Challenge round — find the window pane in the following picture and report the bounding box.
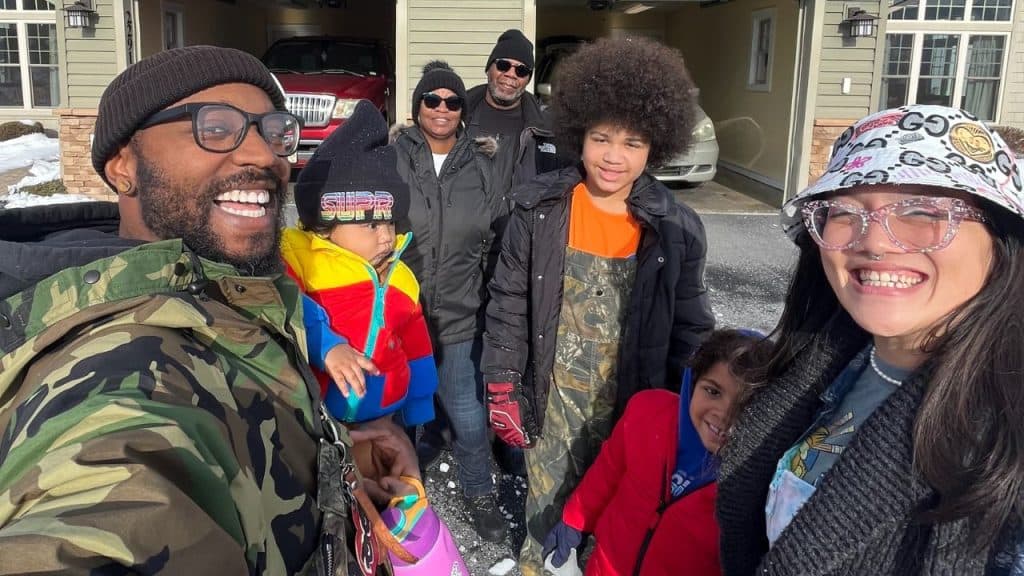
[882,78,910,109]
[970,0,1011,21]
[884,33,914,76]
[916,78,954,106]
[924,0,966,19]
[0,0,16,10]
[962,36,1005,121]
[27,23,56,66]
[23,0,56,9]
[917,35,958,107]
[0,22,18,65]
[919,34,959,77]
[0,65,22,106]
[29,65,57,106]
[888,0,919,19]
[881,34,913,109]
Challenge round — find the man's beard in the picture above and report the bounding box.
[134,155,284,276]
[488,81,525,108]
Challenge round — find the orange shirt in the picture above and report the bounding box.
[568,183,641,258]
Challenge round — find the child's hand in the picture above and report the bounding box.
[324,343,379,398]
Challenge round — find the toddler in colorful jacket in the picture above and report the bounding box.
[282,100,437,426]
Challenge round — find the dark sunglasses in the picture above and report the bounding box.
[421,93,464,112]
[494,58,532,78]
[139,102,301,157]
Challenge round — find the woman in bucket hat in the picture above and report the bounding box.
[716,104,1023,576]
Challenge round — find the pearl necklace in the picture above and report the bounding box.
[869,347,903,387]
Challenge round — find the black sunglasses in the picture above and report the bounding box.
[139,102,301,157]
[494,58,532,78]
[421,93,464,112]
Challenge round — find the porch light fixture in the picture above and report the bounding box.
[63,0,96,29]
[623,3,654,14]
[843,8,879,38]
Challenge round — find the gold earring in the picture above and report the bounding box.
[120,181,133,194]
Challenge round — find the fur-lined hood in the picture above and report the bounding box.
[388,122,498,158]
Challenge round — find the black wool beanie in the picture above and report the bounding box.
[294,99,409,230]
[411,61,467,125]
[487,29,534,70]
[91,45,287,188]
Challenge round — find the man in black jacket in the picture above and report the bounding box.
[465,29,563,195]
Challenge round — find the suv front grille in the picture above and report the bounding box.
[285,93,336,128]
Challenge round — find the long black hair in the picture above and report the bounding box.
[767,203,1024,548]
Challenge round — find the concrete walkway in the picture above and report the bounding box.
[670,180,777,215]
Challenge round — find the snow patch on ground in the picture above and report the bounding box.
[3,191,97,209]
[8,157,61,193]
[488,558,517,575]
[0,133,59,173]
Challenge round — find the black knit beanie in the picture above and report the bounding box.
[487,29,534,70]
[294,100,409,230]
[91,45,287,188]
[411,61,467,125]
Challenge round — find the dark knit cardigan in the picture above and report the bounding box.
[716,313,1017,576]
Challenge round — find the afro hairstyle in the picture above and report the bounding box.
[549,36,699,167]
[992,125,1024,158]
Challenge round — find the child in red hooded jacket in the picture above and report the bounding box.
[542,329,771,576]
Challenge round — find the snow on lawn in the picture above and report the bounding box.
[9,157,61,193]
[0,133,59,172]
[3,191,97,208]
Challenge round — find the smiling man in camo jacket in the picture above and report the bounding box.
[0,46,415,575]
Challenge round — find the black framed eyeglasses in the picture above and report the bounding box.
[421,93,464,112]
[494,58,532,78]
[139,103,302,157]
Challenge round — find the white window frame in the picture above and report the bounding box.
[161,2,184,51]
[0,0,57,111]
[881,29,1012,121]
[888,0,1016,21]
[747,8,775,92]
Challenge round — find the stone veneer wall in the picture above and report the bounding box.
[809,119,857,183]
[57,108,115,199]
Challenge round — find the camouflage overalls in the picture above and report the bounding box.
[519,245,636,576]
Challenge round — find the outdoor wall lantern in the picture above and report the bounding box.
[844,8,879,38]
[63,0,96,29]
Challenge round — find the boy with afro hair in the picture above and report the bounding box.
[481,36,715,574]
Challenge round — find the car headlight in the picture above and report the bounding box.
[692,116,716,142]
[332,99,360,119]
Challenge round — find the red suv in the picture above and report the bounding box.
[263,36,393,167]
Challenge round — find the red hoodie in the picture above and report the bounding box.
[562,389,721,576]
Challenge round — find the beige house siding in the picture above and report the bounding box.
[400,0,525,122]
[814,1,885,120]
[1000,2,1024,125]
[668,1,800,189]
[58,0,117,109]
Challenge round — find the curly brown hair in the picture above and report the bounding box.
[550,36,699,167]
[992,125,1024,157]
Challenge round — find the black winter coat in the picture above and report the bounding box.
[392,125,505,345]
[481,166,715,435]
[465,86,566,195]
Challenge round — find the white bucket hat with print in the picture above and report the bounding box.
[782,104,1024,240]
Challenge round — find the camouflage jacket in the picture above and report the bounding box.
[0,233,345,574]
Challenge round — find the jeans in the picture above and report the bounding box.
[423,338,494,498]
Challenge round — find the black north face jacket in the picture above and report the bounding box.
[481,165,715,435]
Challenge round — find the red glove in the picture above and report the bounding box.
[486,381,535,448]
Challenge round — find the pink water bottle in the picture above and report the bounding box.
[380,476,470,575]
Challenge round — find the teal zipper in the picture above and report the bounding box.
[343,232,413,421]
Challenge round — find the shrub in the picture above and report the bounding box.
[20,180,66,196]
[0,121,44,142]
